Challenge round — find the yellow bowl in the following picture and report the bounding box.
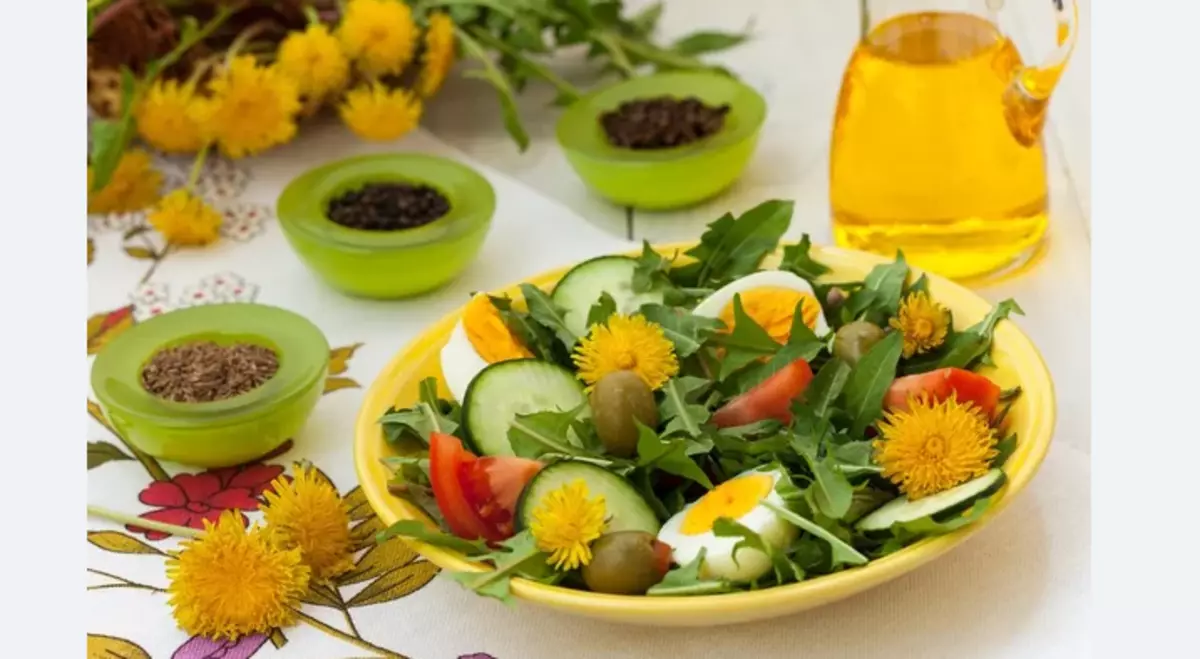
[353,244,1055,627]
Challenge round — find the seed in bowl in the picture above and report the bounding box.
[141,341,279,403]
[326,182,451,231]
[599,96,731,149]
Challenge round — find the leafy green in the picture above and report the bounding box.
[376,520,490,556]
[844,253,909,325]
[715,294,782,380]
[896,493,999,536]
[508,406,588,459]
[456,27,531,150]
[841,332,904,436]
[831,441,881,477]
[805,359,852,419]
[632,241,675,294]
[804,453,853,519]
[519,283,577,347]
[674,200,794,288]
[760,500,868,567]
[586,292,618,328]
[844,486,895,524]
[671,30,751,56]
[711,517,804,584]
[992,434,1018,468]
[638,304,723,358]
[646,548,733,596]
[488,294,558,361]
[449,530,549,603]
[659,376,711,437]
[934,299,1024,370]
[735,300,826,392]
[779,235,830,281]
[635,421,713,489]
[378,377,460,444]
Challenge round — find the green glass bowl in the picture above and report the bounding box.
[556,71,767,210]
[277,153,496,299]
[90,303,330,468]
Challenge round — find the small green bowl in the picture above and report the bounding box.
[556,71,767,210]
[90,303,330,468]
[277,153,496,299]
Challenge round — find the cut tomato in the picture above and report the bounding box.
[428,432,542,543]
[713,358,814,428]
[884,368,1001,419]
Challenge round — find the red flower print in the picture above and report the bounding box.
[127,463,286,540]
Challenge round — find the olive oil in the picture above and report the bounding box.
[830,12,1049,280]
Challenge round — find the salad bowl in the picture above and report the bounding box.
[353,241,1055,627]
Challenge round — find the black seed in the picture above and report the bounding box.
[326,182,451,231]
[599,96,731,150]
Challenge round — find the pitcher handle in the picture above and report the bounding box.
[1015,0,1080,100]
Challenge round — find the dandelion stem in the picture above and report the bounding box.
[225,19,275,65]
[87,504,203,539]
[187,143,211,190]
[292,608,409,658]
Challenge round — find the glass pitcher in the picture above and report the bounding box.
[829,0,1078,280]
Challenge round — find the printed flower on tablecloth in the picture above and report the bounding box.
[220,203,271,242]
[171,632,268,659]
[127,273,260,321]
[127,463,287,540]
[194,157,250,201]
[89,210,146,234]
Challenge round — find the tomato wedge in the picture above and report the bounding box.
[428,432,542,543]
[713,358,814,428]
[884,368,1001,419]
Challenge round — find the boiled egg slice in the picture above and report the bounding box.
[440,293,533,402]
[656,468,798,583]
[691,270,829,341]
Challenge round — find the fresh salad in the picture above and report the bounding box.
[376,200,1023,601]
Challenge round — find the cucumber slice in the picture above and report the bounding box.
[552,256,666,337]
[462,359,586,456]
[855,469,1006,533]
[517,461,660,535]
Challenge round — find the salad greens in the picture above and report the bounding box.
[375,199,1025,604]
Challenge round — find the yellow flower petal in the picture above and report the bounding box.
[874,394,997,499]
[417,12,455,98]
[135,79,207,154]
[530,480,607,571]
[196,56,301,159]
[147,189,223,247]
[338,82,423,141]
[573,314,679,391]
[166,511,310,641]
[337,0,420,77]
[277,24,350,99]
[87,149,162,214]
[889,291,950,359]
[260,466,355,583]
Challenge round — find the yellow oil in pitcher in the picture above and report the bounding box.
[830,11,1061,280]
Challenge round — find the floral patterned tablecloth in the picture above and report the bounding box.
[88,123,1091,659]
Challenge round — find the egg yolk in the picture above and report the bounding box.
[462,294,533,363]
[718,287,821,344]
[680,473,774,535]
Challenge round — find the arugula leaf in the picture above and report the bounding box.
[586,292,618,329]
[896,493,999,536]
[383,454,431,487]
[845,253,909,325]
[779,234,830,281]
[831,441,881,476]
[715,294,782,380]
[632,241,675,294]
[760,500,868,567]
[635,421,713,489]
[637,303,723,358]
[671,30,751,56]
[841,331,904,437]
[906,273,930,295]
[712,517,804,585]
[992,433,1018,468]
[935,299,1024,370]
[378,377,460,444]
[519,283,577,347]
[376,520,490,556]
[805,359,852,419]
[383,463,444,528]
[508,406,587,459]
[646,548,733,596]
[844,486,895,524]
[456,27,530,151]
[804,453,854,519]
[450,530,548,603]
[675,200,794,288]
[658,376,711,437]
[488,294,558,360]
[735,299,826,392]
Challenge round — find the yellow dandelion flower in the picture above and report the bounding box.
[166,511,310,641]
[530,479,607,571]
[260,467,355,583]
[889,291,950,358]
[338,82,423,141]
[87,149,162,214]
[417,12,455,98]
[573,314,679,391]
[147,189,223,246]
[135,79,206,154]
[337,0,420,77]
[277,24,350,99]
[196,56,301,159]
[874,394,997,499]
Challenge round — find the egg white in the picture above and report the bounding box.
[656,469,799,583]
[691,270,830,337]
[439,319,489,402]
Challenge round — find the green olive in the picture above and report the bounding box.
[589,370,658,458]
[582,531,670,595]
[833,321,886,366]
